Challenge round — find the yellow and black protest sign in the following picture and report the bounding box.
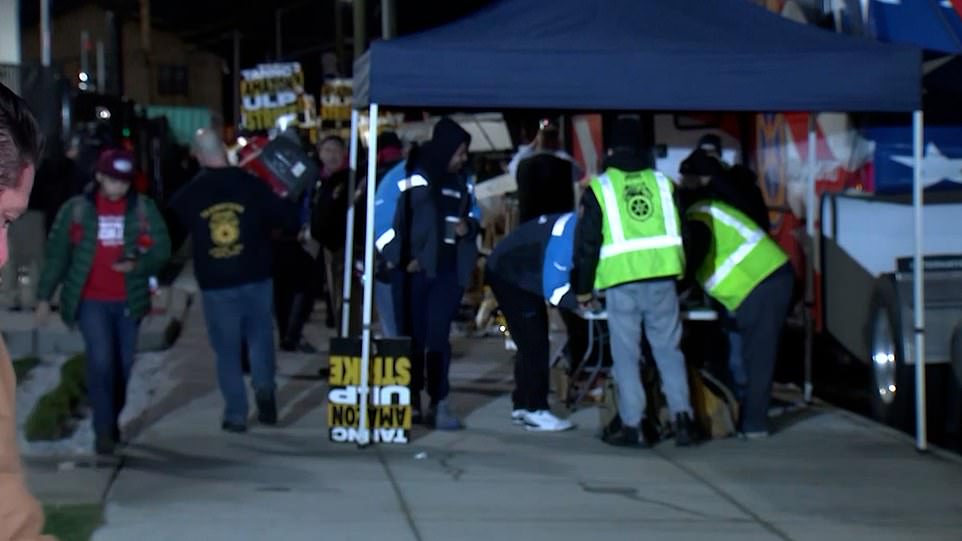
[240,63,306,132]
[328,338,412,444]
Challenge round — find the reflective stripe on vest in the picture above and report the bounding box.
[693,204,764,290]
[590,169,685,289]
[596,171,681,259]
[687,200,788,311]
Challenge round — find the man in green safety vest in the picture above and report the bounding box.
[680,152,794,439]
[573,116,696,448]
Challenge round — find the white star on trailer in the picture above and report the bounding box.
[890,143,962,187]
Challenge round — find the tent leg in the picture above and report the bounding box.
[341,110,361,338]
[804,113,817,404]
[913,110,927,452]
[358,104,380,448]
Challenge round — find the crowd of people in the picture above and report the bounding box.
[4,80,795,491]
[476,117,792,447]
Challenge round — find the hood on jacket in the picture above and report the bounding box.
[406,117,471,182]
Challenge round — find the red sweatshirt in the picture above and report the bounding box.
[82,193,128,301]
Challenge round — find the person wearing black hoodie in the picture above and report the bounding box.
[386,118,478,430]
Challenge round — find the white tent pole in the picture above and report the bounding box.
[804,113,817,404]
[358,103,380,447]
[341,110,361,338]
[912,109,927,452]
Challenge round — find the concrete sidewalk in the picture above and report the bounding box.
[87,305,962,541]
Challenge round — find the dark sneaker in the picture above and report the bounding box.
[431,400,464,431]
[256,390,278,426]
[602,425,648,448]
[674,412,696,447]
[280,340,298,352]
[95,433,117,456]
[221,420,248,433]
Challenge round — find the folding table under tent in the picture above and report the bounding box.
[338,0,924,448]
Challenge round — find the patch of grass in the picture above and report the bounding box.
[43,503,103,541]
[13,356,41,382]
[24,354,87,442]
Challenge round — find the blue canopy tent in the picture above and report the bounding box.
[867,0,962,55]
[353,0,919,112]
[344,0,924,447]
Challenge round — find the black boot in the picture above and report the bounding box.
[602,416,650,448]
[95,432,118,456]
[256,389,278,426]
[674,412,696,447]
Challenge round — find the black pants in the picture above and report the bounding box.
[732,263,794,433]
[487,272,552,412]
[272,240,316,347]
[393,268,463,406]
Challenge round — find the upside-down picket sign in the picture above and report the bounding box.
[327,338,412,444]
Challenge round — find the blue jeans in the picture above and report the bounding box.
[393,269,463,404]
[201,279,276,425]
[76,300,140,438]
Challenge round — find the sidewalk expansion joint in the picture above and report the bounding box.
[653,449,796,541]
[578,482,730,520]
[376,446,424,541]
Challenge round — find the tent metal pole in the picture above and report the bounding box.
[341,110,361,338]
[912,110,927,452]
[804,113,817,404]
[358,104,380,448]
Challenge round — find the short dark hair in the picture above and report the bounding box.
[0,82,43,188]
[319,135,346,149]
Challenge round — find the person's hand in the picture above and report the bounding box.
[455,219,469,237]
[577,293,597,312]
[406,259,421,273]
[35,301,52,326]
[112,260,136,273]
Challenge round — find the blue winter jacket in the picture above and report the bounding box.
[485,212,577,310]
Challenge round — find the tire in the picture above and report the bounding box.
[865,275,912,429]
[946,324,962,448]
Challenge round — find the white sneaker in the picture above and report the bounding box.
[522,410,575,432]
[511,409,526,425]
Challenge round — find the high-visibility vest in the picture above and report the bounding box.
[686,199,789,311]
[589,168,684,290]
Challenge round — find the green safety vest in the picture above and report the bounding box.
[686,199,789,312]
[589,168,685,290]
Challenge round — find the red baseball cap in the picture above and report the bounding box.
[96,149,136,182]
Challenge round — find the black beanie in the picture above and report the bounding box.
[377,131,402,150]
[609,116,642,150]
[680,148,724,177]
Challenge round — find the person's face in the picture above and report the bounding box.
[319,141,346,172]
[447,142,469,173]
[98,173,131,201]
[0,163,36,268]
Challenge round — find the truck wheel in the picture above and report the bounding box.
[947,324,962,447]
[866,276,911,429]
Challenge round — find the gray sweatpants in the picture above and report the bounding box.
[606,279,692,428]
